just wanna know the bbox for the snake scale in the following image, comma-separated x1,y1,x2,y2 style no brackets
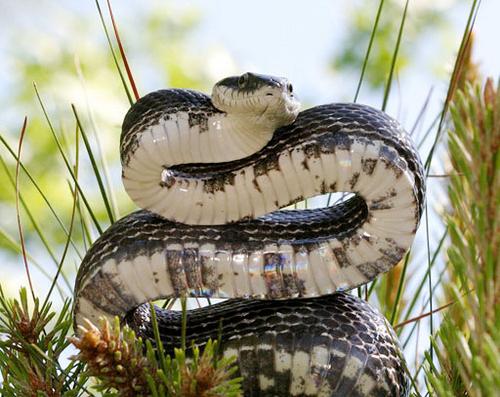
73,73,425,396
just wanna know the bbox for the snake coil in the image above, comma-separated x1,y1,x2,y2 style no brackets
74,73,425,396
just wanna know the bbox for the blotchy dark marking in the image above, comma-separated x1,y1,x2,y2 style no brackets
309,336,333,388
203,178,226,194
356,262,379,279
349,172,360,189
182,248,202,290
121,89,221,164
287,273,306,296
370,188,397,209
361,158,377,175
187,111,209,132
379,239,407,265
263,252,286,298
316,127,347,154
333,247,351,268
238,340,260,393
334,346,367,395
252,178,262,192
223,172,236,186
320,181,327,194
126,292,410,397
256,332,277,388
369,202,393,210
379,146,403,178
334,133,353,151
253,154,280,176
273,333,293,384
166,250,187,294
304,142,321,159
80,271,133,315
200,254,219,294
301,157,310,170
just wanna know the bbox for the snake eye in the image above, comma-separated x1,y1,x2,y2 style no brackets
287,83,293,93
238,73,249,88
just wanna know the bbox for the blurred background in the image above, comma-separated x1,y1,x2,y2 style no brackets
0,0,498,389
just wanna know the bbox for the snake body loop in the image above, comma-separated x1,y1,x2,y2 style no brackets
73,73,424,396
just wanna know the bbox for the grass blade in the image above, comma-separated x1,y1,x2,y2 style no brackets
75,57,119,220
389,253,410,325
354,0,385,102
400,229,447,326
0,227,64,298
72,104,115,224
14,117,35,301
95,0,134,105
0,156,72,292
106,0,140,101
410,87,434,136
0,136,83,259
41,172,78,314
424,202,434,367
34,84,103,235
381,0,409,111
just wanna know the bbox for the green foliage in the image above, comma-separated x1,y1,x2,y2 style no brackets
71,310,242,396
333,0,451,91
0,287,242,396
0,3,243,395
0,286,86,396
0,0,212,268
425,79,500,396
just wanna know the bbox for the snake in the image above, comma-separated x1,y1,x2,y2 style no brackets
73,72,425,396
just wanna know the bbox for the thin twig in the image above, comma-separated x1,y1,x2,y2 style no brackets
410,87,434,137
381,0,409,111
106,0,140,101
428,173,463,178
14,117,35,301
354,0,385,102
394,300,455,330
94,0,134,105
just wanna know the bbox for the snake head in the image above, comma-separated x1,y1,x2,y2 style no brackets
211,72,301,129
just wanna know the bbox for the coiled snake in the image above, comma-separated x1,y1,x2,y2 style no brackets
73,73,425,396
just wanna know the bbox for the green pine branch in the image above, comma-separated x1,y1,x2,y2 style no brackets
425,78,500,396
0,286,243,396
